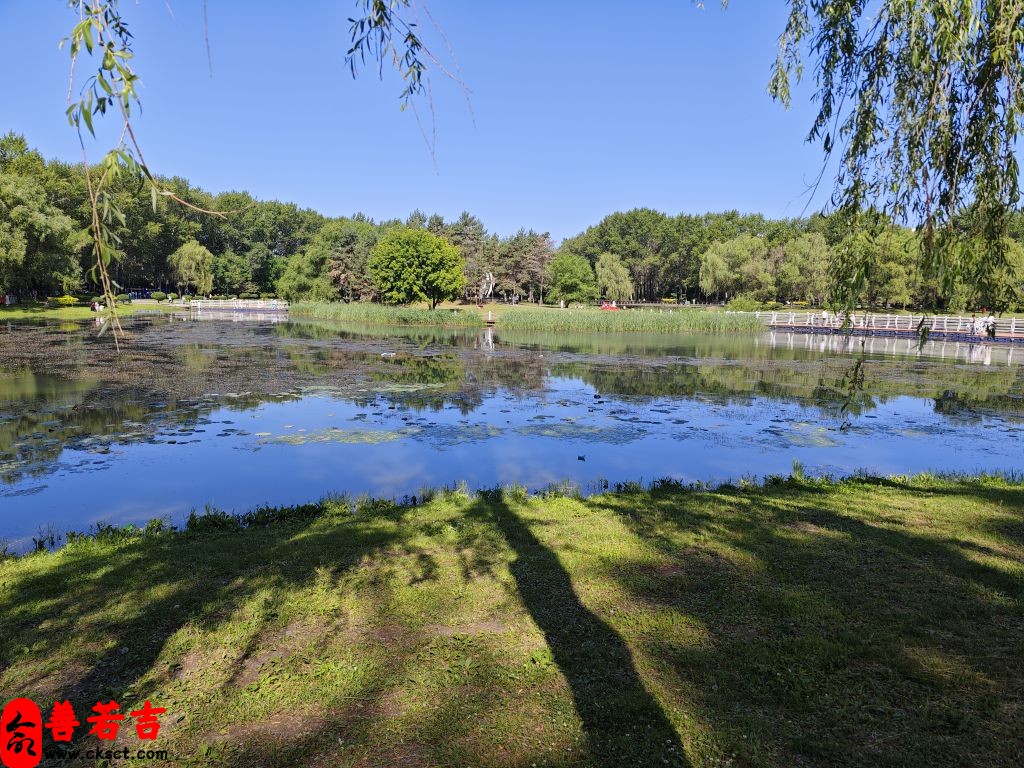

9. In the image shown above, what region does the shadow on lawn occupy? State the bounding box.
[595,480,1024,767]
[469,491,690,767]
[0,505,423,764]
[5,479,1019,766]
[0,493,691,767]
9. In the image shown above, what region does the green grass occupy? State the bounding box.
[496,306,765,333]
[0,302,182,321]
[290,301,485,328]
[1,474,1021,766]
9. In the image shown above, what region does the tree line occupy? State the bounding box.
[3,131,1023,311]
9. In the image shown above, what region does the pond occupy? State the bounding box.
[1,313,1022,550]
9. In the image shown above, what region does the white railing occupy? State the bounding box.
[189,299,289,312]
[747,310,1020,337]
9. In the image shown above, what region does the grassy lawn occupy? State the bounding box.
[1,475,1021,767]
[0,302,183,321]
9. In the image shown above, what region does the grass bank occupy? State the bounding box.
[290,301,485,328]
[0,302,182,321]
[497,306,764,333]
[2,474,1021,767]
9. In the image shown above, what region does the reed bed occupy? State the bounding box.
[290,301,484,327]
[496,306,764,333]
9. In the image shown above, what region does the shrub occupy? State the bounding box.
[47,295,79,307]
[90,296,103,305]
[725,295,762,312]
[115,293,130,304]
[260,292,277,299]
[239,292,260,299]
[167,293,178,301]
[151,291,167,302]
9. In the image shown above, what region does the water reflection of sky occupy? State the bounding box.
[1,317,1023,551]
[3,377,1022,551]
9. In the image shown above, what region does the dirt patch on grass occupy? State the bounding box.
[782,520,838,537]
[209,708,331,746]
[20,658,91,700]
[231,616,330,686]
[170,645,212,681]
[427,619,507,637]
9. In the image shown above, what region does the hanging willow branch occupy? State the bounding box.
[63,0,229,345]
[770,0,1024,312]
[64,1,464,346]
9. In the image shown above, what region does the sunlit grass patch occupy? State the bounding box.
[0,474,1021,766]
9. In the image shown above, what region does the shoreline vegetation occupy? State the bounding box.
[494,306,764,333]
[8,300,1022,332]
[288,301,485,328]
[0,301,183,321]
[1,472,1021,766]
[289,301,766,333]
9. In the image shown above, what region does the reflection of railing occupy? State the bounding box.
[745,310,1024,343]
[189,299,289,314]
[766,329,1020,366]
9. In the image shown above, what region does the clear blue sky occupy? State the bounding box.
[1,1,830,241]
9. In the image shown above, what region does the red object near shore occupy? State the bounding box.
[600,302,621,311]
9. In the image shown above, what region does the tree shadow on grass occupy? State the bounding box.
[593,480,1024,766]
[466,490,690,767]
[0,503,426,762]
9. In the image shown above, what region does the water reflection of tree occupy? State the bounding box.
[3,317,1022,489]
[0,333,550,484]
[553,359,1024,419]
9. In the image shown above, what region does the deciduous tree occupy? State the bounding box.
[368,228,466,308]
[168,239,213,296]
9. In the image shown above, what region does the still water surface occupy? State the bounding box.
[1,314,1021,549]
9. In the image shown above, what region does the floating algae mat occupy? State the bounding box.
[0,314,1022,550]
[259,427,417,445]
[514,422,645,444]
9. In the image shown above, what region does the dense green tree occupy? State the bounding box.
[547,252,597,305]
[0,171,81,295]
[319,219,380,301]
[780,233,830,305]
[699,235,767,301]
[212,248,253,296]
[368,228,466,308]
[168,240,214,296]
[595,252,633,302]
[276,249,338,302]
[8,125,1022,312]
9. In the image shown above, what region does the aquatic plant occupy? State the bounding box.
[495,307,763,333]
[290,302,485,327]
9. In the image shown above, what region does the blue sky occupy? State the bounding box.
[1,1,829,241]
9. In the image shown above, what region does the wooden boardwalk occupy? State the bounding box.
[750,310,1024,344]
